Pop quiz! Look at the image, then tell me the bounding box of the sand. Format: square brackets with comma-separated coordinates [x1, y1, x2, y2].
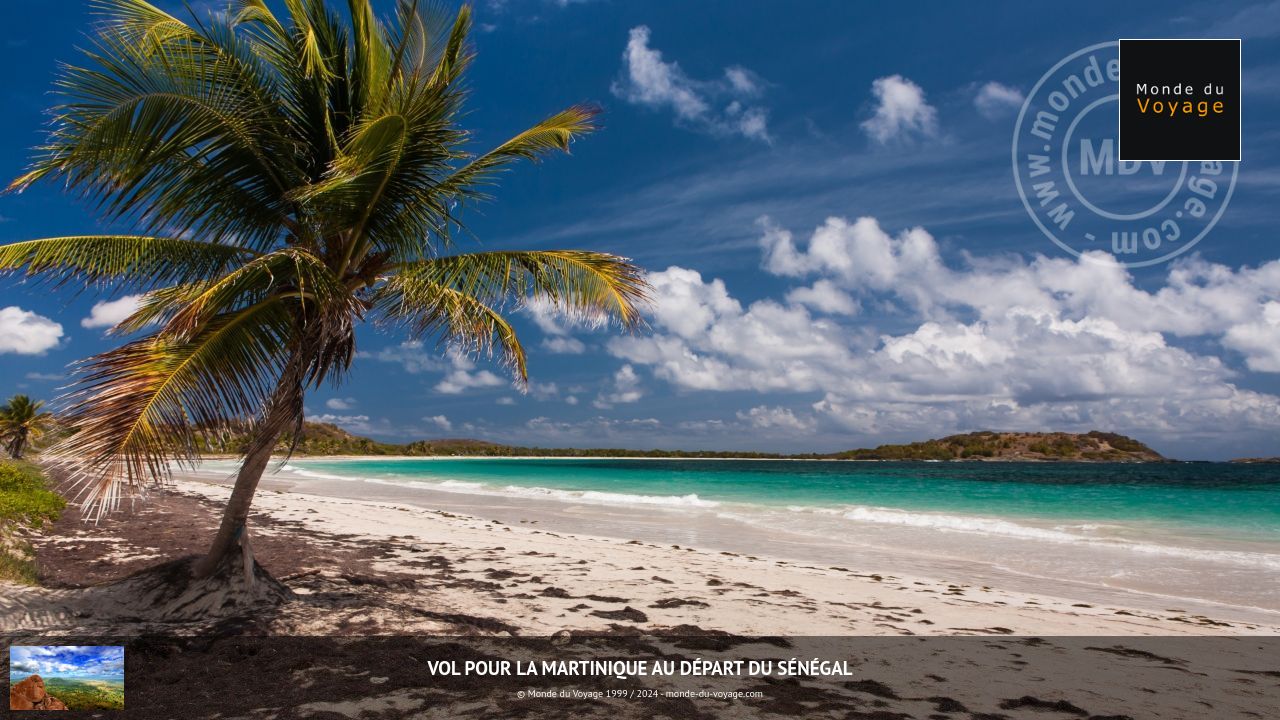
[4, 472, 1274, 637]
[3, 472, 1279, 719]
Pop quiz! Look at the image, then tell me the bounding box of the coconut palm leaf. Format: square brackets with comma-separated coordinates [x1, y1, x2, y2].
[56, 300, 300, 516]
[375, 250, 646, 383]
[0, 235, 254, 292]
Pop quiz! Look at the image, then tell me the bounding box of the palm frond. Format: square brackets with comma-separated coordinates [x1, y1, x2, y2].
[0, 235, 256, 292]
[374, 250, 648, 382]
[389, 250, 648, 324]
[438, 104, 600, 199]
[11, 1, 301, 248]
[153, 247, 353, 340]
[377, 281, 527, 381]
[51, 299, 299, 517]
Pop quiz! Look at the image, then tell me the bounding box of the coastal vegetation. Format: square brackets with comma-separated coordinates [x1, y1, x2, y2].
[833, 431, 1164, 462]
[0, 0, 648, 598]
[0, 460, 64, 583]
[201, 422, 1166, 462]
[0, 394, 55, 459]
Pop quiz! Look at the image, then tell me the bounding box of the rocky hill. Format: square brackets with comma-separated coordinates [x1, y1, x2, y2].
[10, 675, 67, 711]
[834, 431, 1164, 462]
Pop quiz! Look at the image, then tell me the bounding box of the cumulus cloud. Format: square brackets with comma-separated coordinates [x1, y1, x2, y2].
[81, 294, 143, 329]
[974, 81, 1024, 119]
[612, 25, 771, 141]
[736, 405, 816, 431]
[608, 216, 1280, 448]
[326, 397, 357, 411]
[861, 75, 938, 143]
[525, 297, 595, 354]
[0, 306, 63, 355]
[543, 336, 586, 354]
[594, 364, 645, 408]
[425, 414, 453, 432]
[364, 340, 444, 374]
[785, 279, 859, 315]
[1222, 302, 1280, 371]
[435, 351, 506, 394]
[366, 342, 508, 394]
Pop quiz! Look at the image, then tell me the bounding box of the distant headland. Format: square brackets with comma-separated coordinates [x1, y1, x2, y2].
[198, 424, 1168, 462]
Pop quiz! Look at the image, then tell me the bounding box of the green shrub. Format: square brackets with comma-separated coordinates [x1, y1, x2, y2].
[0, 461, 65, 528]
[0, 461, 64, 584]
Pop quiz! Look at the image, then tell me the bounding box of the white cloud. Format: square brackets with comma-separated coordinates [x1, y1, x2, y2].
[435, 350, 506, 394]
[326, 397, 357, 411]
[525, 297, 596, 355]
[612, 25, 771, 142]
[308, 413, 371, 430]
[861, 75, 938, 143]
[974, 81, 1024, 119]
[25, 371, 64, 381]
[543, 336, 586, 354]
[8, 646, 123, 679]
[1223, 301, 1280, 371]
[425, 414, 453, 432]
[530, 382, 560, 401]
[496, 396, 517, 406]
[593, 364, 645, 408]
[523, 415, 663, 443]
[0, 306, 63, 355]
[724, 66, 762, 96]
[608, 217, 1280, 449]
[736, 405, 816, 431]
[785, 279, 858, 315]
[81, 294, 143, 329]
[366, 342, 508, 394]
[364, 340, 445, 374]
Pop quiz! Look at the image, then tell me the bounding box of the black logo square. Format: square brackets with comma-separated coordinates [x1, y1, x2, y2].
[1119, 39, 1240, 161]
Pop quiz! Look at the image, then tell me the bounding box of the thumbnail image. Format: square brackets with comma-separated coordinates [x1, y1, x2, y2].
[9, 646, 124, 711]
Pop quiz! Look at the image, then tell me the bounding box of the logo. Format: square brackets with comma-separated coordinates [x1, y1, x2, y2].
[1013, 42, 1238, 268]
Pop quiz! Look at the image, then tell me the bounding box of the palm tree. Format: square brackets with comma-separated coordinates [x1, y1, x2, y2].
[0, 395, 55, 459]
[0, 0, 648, 583]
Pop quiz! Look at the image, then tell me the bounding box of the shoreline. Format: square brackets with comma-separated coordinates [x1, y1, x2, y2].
[167, 469, 1280, 634]
[231, 457, 1280, 618]
[199, 453, 1189, 463]
[6, 466, 1275, 637]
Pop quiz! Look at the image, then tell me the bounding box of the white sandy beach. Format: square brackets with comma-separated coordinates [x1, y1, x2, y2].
[162, 469, 1280, 636]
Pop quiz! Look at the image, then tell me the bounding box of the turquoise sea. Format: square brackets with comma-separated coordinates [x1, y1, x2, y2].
[233, 457, 1280, 613]
[287, 458, 1280, 541]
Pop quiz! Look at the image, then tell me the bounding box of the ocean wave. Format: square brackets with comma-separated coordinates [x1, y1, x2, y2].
[783, 504, 1280, 570]
[275, 464, 718, 508]
[496, 484, 719, 508]
[262, 462, 1276, 569]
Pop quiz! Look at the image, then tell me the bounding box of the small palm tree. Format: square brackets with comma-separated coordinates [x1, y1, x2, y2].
[0, 395, 55, 459]
[0, 0, 647, 582]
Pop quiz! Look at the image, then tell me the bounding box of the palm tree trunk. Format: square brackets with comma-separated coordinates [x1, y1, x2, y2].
[191, 349, 307, 579]
[11, 431, 26, 459]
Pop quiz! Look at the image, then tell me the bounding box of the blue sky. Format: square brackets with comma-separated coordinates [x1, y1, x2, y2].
[9, 645, 124, 680]
[2, 1, 1280, 459]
